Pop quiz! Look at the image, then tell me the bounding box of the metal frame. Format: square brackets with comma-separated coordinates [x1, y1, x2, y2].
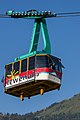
[29, 18, 51, 54]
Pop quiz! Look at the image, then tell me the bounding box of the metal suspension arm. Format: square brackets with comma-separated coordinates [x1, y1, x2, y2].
[41, 19, 51, 54]
[29, 18, 51, 54]
[29, 19, 41, 53]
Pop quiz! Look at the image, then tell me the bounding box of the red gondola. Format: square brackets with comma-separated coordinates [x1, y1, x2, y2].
[3, 10, 64, 101]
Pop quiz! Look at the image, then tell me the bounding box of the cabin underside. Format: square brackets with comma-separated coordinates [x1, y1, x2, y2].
[5, 80, 60, 98]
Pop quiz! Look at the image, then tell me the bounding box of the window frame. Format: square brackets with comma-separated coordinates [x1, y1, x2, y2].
[5, 63, 13, 77]
[14, 61, 20, 74]
[36, 54, 49, 68]
[28, 55, 35, 70]
[21, 58, 27, 73]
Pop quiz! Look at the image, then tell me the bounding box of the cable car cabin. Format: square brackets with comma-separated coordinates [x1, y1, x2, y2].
[4, 53, 64, 100]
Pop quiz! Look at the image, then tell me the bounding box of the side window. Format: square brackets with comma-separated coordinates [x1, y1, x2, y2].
[21, 59, 27, 72]
[52, 65, 56, 70]
[48, 57, 54, 67]
[6, 64, 12, 77]
[29, 56, 35, 70]
[55, 64, 59, 71]
[59, 66, 62, 73]
[14, 61, 19, 73]
[55, 64, 62, 73]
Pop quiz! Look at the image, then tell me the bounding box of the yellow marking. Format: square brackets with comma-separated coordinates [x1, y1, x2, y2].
[7, 70, 19, 79]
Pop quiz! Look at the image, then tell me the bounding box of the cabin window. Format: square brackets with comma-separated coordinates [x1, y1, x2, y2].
[14, 61, 19, 73]
[55, 64, 62, 73]
[36, 55, 48, 68]
[6, 64, 12, 77]
[48, 56, 62, 73]
[29, 56, 35, 70]
[48, 57, 54, 67]
[21, 59, 27, 72]
[51, 64, 59, 71]
[52, 65, 56, 70]
[55, 64, 59, 71]
[58, 66, 62, 73]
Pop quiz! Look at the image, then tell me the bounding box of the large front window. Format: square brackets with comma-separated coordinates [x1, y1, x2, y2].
[36, 55, 48, 68]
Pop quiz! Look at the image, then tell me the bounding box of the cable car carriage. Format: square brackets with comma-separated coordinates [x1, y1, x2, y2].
[3, 10, 64, 101]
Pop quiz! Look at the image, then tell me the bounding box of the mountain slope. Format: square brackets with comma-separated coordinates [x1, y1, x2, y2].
[33, 93, 80, 120]
[0, 93, 80, 120]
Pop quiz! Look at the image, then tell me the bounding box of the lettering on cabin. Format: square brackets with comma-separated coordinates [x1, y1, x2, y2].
[6, 72, 39, 88]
